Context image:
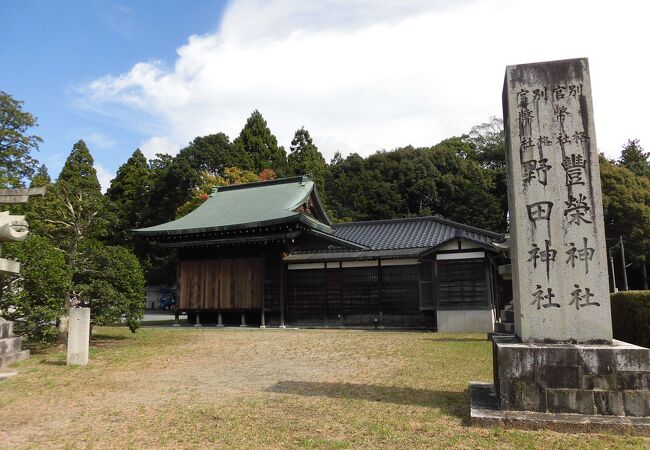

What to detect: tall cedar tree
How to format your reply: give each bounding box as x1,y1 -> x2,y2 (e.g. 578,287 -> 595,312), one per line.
287,127 -> 328,197
106,149 -> 152,244
233,110 -> 286,173
0,91 -> 41,188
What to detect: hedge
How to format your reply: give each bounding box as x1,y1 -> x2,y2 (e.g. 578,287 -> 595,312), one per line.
610,290 -> 650,348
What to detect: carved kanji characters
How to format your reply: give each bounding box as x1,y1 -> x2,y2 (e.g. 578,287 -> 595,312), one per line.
527,201 -> 553,223
561,154 -> 587,186
531,285 -> 560,310
564,194 -> 592,226
569,284 -> 600,310
566,237 -> 595,274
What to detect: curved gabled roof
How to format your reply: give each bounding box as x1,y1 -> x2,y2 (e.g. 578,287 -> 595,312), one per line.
133,176 -> 332,237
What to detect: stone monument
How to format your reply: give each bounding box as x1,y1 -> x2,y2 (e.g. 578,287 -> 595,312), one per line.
470,58 -> 650,426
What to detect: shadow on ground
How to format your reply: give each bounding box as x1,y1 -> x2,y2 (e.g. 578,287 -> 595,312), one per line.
422,337 -> 487,343
39,359 -> 65,366
91,333 -> 129,341
266,381 -> 468,419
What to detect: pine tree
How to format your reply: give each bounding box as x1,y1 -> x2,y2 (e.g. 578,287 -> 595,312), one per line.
233,110 -> 286,173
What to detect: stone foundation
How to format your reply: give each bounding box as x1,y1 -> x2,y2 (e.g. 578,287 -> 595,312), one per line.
0,320 -> 29,369
492,335 -> 650,417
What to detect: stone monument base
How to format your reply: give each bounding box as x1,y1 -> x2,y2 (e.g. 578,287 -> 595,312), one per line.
469,335 -> 650,430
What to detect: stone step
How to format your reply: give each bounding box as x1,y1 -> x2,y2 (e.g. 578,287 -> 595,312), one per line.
0,336 -> 22,356
0,350 -> 30,368
0,321 -> 13,339
500,309 -> 514,323
0,371 -> 17,381
495,322 -> 515,334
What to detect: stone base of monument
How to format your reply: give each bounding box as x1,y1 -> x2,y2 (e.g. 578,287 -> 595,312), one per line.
0,320 -> 30,369
469,334 -> 650,431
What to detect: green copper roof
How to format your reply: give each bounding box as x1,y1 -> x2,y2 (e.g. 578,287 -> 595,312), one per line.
133,176 -> 332,237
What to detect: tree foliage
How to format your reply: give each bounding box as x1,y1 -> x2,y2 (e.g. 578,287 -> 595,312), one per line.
324,138 -> 505,231
618,139 -> 650,178
600,156 -> 650,263
0,235 -> 70,343
0,91 -> 41,188
234,110 -> 286,173
74,240 -> 144,333
287,127 -> 328,196
106,149 -> 152,245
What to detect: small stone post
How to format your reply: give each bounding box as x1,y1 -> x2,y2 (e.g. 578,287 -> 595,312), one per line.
67,308 -> 90,366
217,312 -> 224,327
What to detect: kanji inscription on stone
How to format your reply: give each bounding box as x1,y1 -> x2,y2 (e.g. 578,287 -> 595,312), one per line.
503,58 -> 612,343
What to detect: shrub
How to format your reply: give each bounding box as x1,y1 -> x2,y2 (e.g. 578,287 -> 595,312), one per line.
611,291 -> 650,348
0,235 -> 71,344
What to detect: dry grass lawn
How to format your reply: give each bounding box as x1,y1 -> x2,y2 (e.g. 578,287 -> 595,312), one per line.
0,327 -> 648,449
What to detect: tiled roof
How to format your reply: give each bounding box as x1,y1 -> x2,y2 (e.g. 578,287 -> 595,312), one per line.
332,216 -> 504,251
133,176 -> 331,236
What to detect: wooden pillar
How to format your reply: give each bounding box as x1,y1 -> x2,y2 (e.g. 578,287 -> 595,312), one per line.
194,311 -> 202,327
261,252 -> 266,328
217,312 -> 224,327
173,311 -> 181,327
338,261 -> 344,328
378,259 -> 384,329
280,258 -> 286,328
240,312 -> 247,327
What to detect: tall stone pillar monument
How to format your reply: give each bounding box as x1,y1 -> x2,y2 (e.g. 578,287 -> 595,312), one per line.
470,58 -> 650,425
503,58 -> 611,343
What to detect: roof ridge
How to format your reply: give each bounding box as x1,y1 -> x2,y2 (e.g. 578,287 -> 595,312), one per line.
217,175 -> 311,192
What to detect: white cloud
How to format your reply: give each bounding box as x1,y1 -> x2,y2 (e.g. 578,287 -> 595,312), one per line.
86,132 -> 116,149
139,136 -> 180,159
95,163 -> 114,193
82,0 -> 650,161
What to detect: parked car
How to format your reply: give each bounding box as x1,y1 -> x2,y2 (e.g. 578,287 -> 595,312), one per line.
158,294 -> 176,311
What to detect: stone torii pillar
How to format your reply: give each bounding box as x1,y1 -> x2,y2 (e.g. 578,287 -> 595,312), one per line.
0,187 -> 44,369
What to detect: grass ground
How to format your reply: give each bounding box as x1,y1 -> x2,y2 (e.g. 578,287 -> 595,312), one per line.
0,327 -> 647,449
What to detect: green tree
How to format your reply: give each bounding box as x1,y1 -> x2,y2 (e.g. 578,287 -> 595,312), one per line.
29,164 -> 51,188
0,91 -> 41,188
234,110 -> 286,173
35,140 -> 109,267
600,156 -> 650,264
106,149 -> 152,245
0,235 -> 71,344
287,127 -> 328,195
74,240 -> 144,333
618,139 -> 650,178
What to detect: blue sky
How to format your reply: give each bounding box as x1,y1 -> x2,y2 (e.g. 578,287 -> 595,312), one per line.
1,0 -> 228,186
2,1 -> 649,190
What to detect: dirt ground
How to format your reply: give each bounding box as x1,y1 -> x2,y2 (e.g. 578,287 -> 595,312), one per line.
0,327 -> 647,449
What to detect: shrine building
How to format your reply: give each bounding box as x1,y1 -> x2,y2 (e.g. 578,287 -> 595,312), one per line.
133,176 -> 508,331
